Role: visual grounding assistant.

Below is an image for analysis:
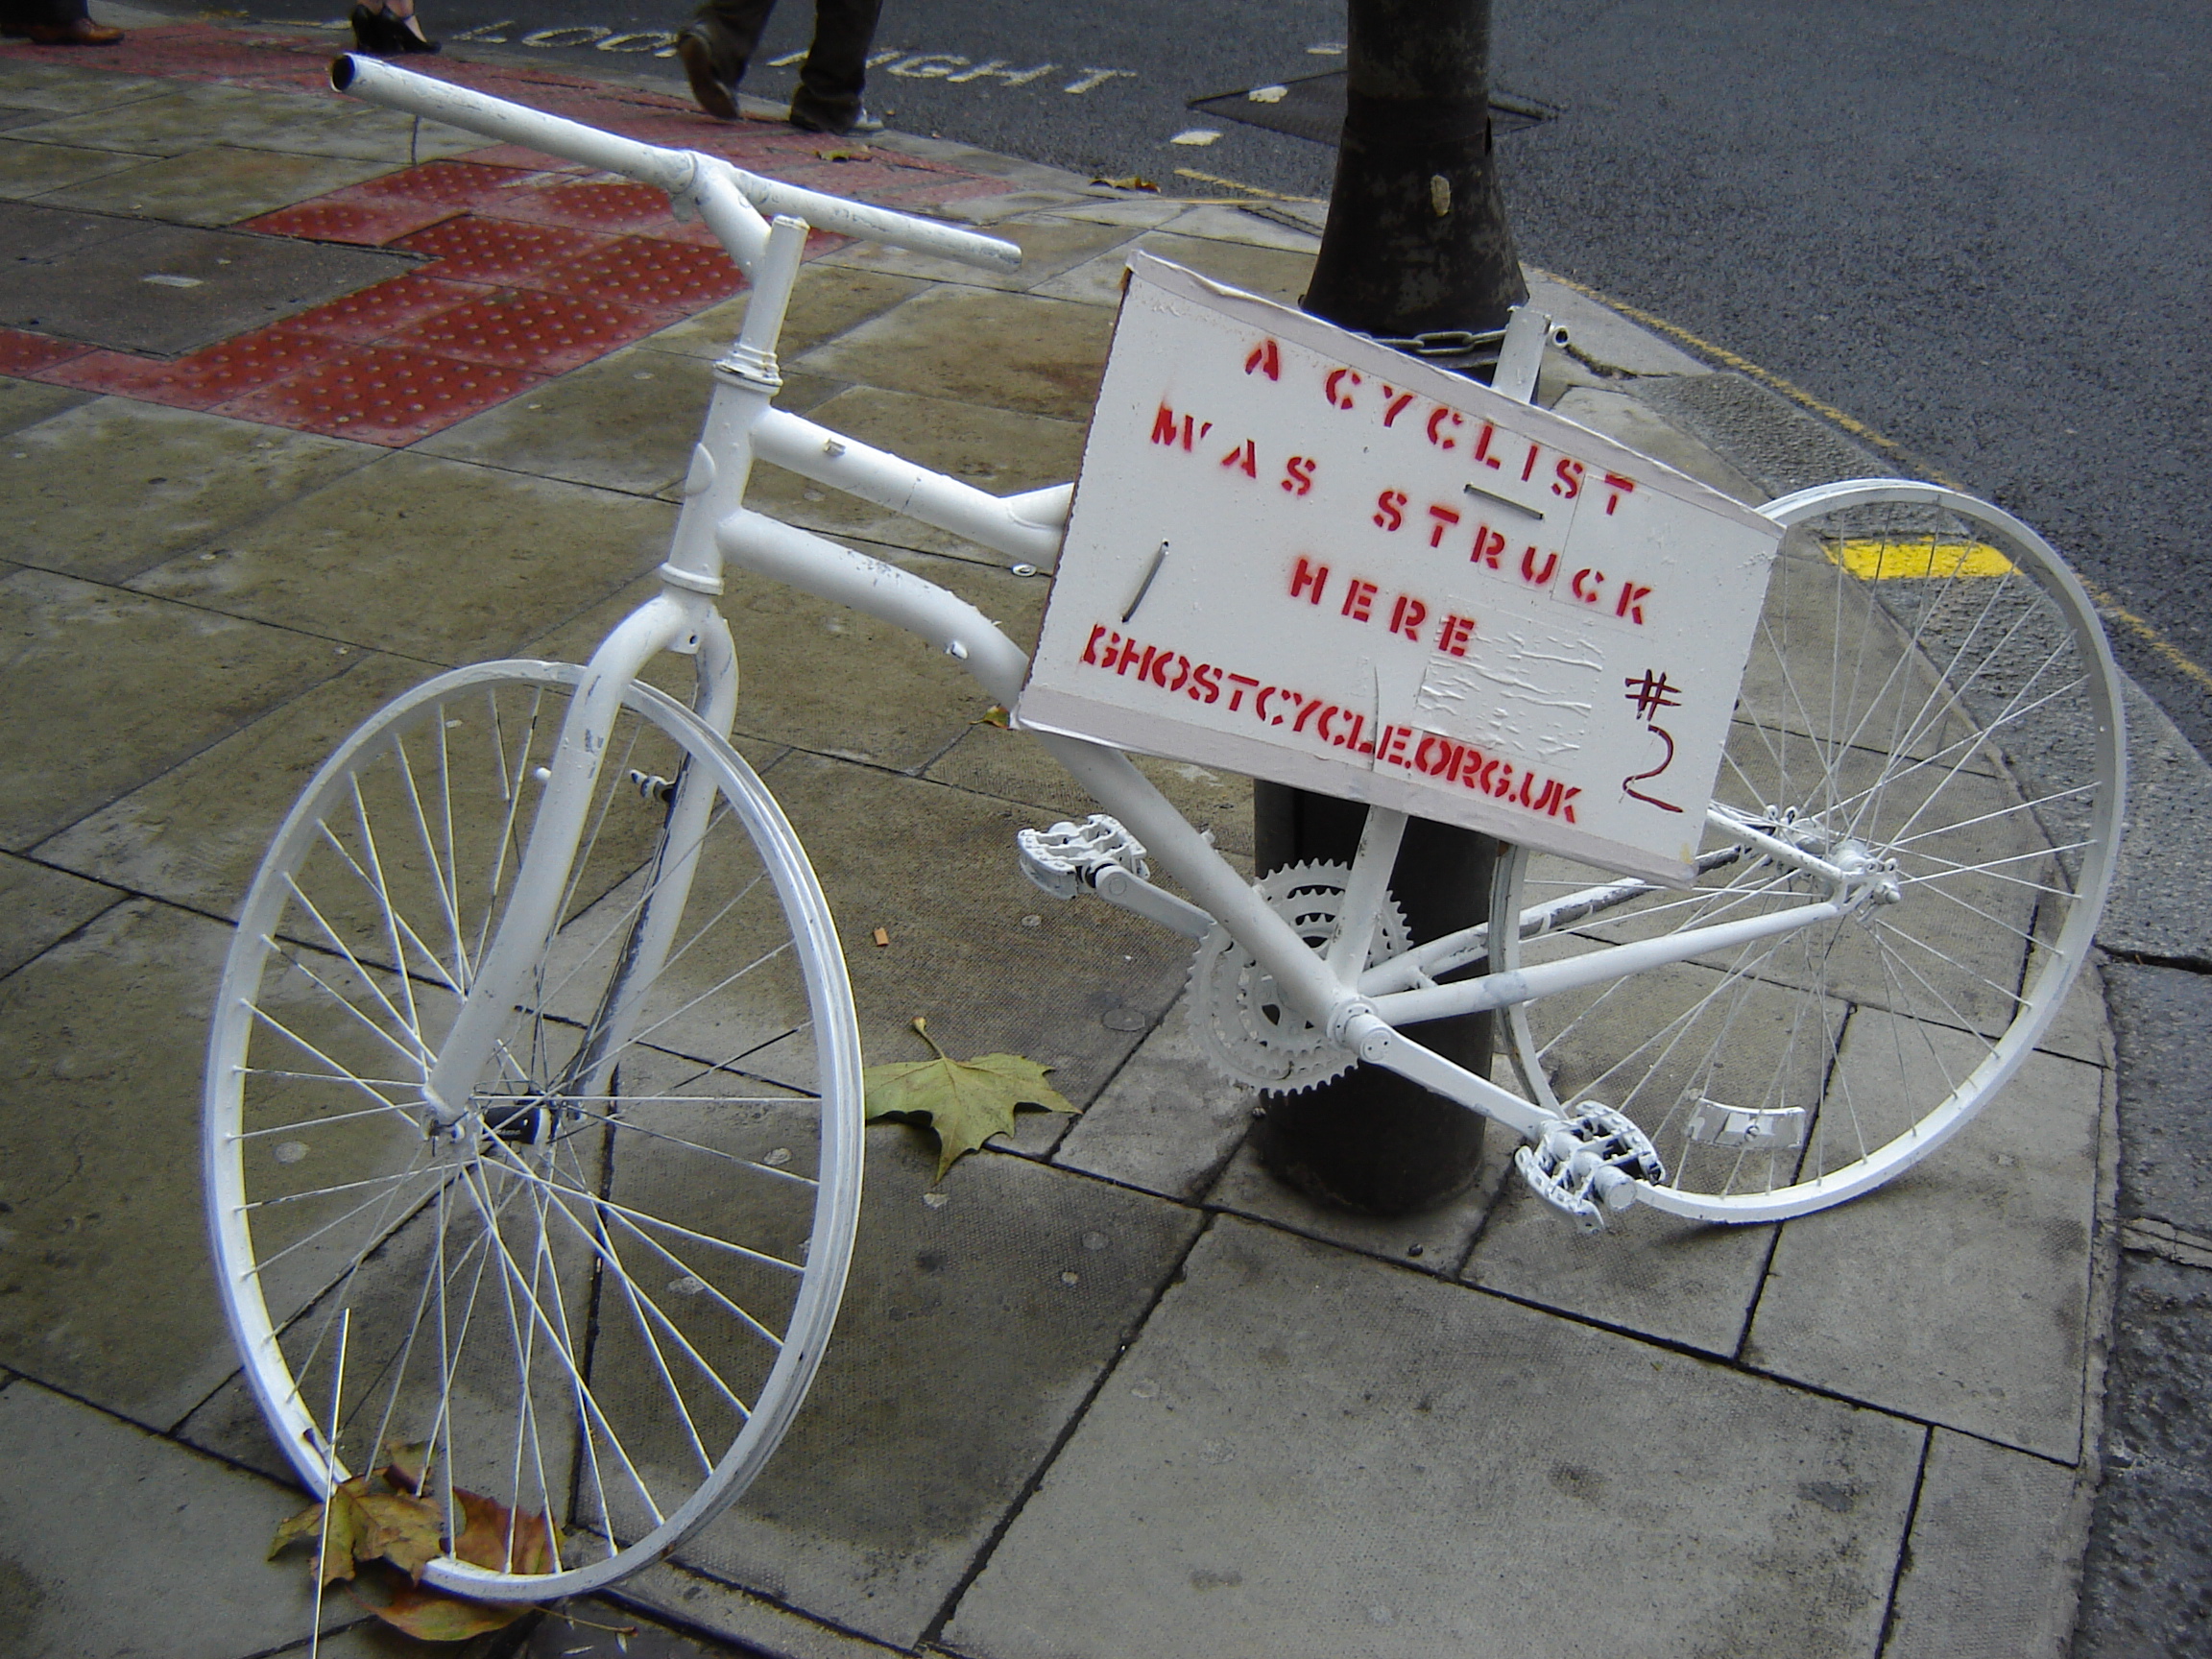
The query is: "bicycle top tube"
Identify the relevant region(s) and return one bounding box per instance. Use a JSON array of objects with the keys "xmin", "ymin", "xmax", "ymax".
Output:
[{"xmin": 331, "ymin": 56, "xmax": 1021, "ymax": 279}]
